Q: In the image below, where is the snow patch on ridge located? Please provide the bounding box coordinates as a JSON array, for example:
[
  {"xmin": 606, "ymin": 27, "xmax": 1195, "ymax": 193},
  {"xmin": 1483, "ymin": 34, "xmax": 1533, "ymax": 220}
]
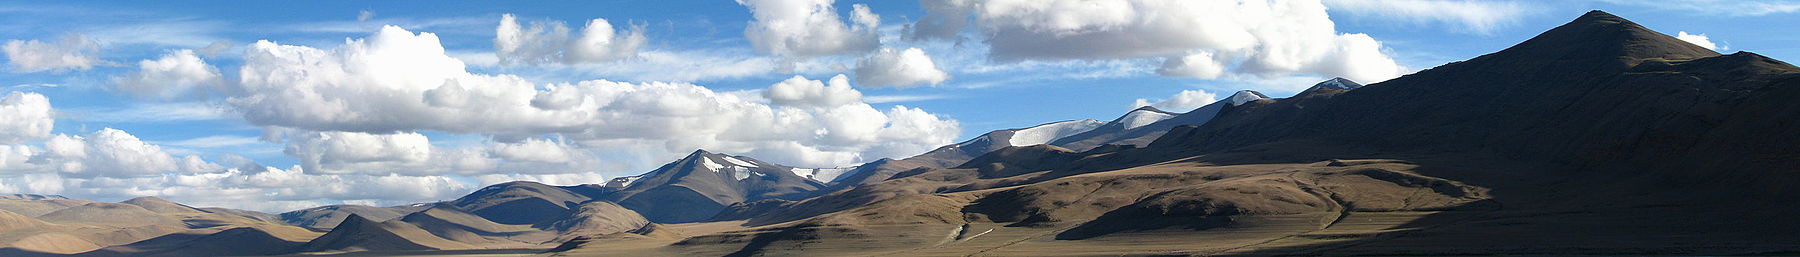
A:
[
  {"xmin": 1008, "ymin": 120, "xmax": 1105, "ymax": 146},
  {"xmin": 1118, "ymin": 109, "xmax": 1176, "ymax": 130},
  {"xmin": 700, "ymin": 157, "xmax": 724, "ymax": 172},
  {"xmin": 731, "ymin": 166, "xmax": 751, "ymax": 180},
  {"xmin": 722, "ymin": 156, "xmax": 758, "ymax": 167}
]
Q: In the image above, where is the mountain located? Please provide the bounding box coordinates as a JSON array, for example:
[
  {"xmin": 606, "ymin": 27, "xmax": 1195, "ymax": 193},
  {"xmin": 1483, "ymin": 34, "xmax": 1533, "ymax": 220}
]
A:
[
  {"xmin": 0, "ymin": 209, "xmax": 45, "ymax": 232},
  {"xmin": 197, "ymin": 208, "xmax": 283, "ymax": 224},
  {"xmin": 1309, "ymin": 77, "xmax": 1363, "ymax": 91},
  {"xmin": 605, "ymin": 150, "xmax": 824, "ymax": 223},
  {"xmin": 294, "ymin": 214, "xmax": 473, "ymax": 253},
  {"xmin": 565, "ymin": 11, "xmax": 1800, "ymax": 256},
  {"xmin": 35, "ymin": 202, "xmax": 184, "ymax": 227},
  {"xmin": 544, "ymin": 201, "xmax": 650, "ymax": 235},
  {"xmin": 827, "ymin": 119, "xmax": 1105, "ymax": 188},
  {"xmin": 120, "ymin": 197, "xmax": 206, "ymax": 214},
  {"xmin": 279, "ymin": 204, "xmax": 430, "ymax": 230},
  {"xmin": 79, "ymin": 226, "xmax": 311, "ymax": 257},
  {"xmin": 443, "ymin": 181, "xmax": 606, "ymax": 225},
  {"xmin": 1049, "ymin": 90, "xmax": 1268, "ymax": 151},
  {"xmin": 1089, "ymin": 10, "xmax": 1800, "ymax": 254},
  {"xmin": 7, "ymin": 10, "xmax": 1799, "ymax": 256},
  {"xmin": 0, "ymin": 196, "xmax": 321, "ymax": 256},
  {"xmin": 396, "ymin": 206, "xmax": 551, "ymax": 247},
  {"xmin": 0, "ymin": 194, "xmax": 95, "ymax": 217}
]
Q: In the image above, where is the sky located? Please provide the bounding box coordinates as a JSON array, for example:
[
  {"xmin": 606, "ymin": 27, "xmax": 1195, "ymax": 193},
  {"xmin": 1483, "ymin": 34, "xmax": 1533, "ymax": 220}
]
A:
[{"xmin": 0, "ymin": 0, "xmax": 1795, "ymax": 213}]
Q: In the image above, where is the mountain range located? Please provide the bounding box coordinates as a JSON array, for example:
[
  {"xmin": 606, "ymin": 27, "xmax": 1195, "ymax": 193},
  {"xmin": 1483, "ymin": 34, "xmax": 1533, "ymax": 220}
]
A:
[{"xmin": 1, "ymin": 10, "xmax": 1798, "ymax": 256}]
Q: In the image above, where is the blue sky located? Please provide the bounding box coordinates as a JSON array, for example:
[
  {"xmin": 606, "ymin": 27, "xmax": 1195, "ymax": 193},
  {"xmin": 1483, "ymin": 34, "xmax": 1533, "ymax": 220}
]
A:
[{"xmin": 0, "ymin": 0, "xmax": 1794, "ymax": 212}]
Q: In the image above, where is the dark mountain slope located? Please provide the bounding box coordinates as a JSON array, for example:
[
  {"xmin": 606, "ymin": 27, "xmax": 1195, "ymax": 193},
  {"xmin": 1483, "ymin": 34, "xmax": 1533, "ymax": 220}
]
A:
[{"xmin": 1154, "ymin": 10, "xmax": 1791, "ymax": 182}]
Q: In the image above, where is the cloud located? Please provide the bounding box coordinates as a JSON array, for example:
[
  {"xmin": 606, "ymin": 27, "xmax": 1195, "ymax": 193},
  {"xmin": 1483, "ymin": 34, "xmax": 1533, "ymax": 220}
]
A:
[
  {"xmin": 0, "ymin": 91, "xmax": 53, "ymax": 144},
  {"xmin": 23, "ymin": 166, "xmax": 476, "ymax": 212},
  {"xmin": 546, "ymin": 77, "xmax": 962, "ymax": 167},
  {"xmin": 285, "ymin": 131, "xmax": 432, "ymax": 174},
  {"xmin": 1322, "ymin": 0, "xmax": 1530, "ymax": 33},
  {"xmin": 112, "ymin": 49, "xmax": 225, "ymax": 99},
  {"xmin": 194, "ymin": 40, "xmax": 235, "ymax": 57},
  {"xmin": 495, "ymin": 14, "xmax": 647, "ymax": 65},
  {"xmin": 229, "ymin": 26, "xmax": 962, "ymax": 168},
  {"xmin": 1158, "ymin": 51, "xmax": 1227, "ymax": 79},
  {"xmin": 358, "ymin": 10, "xmax": 376, "ymax": 22},
  {"xmin": 854, "ymin": 48, "xmax": 950, "ymax": 88},
  {"xmin": 234, "ymin": 26, "xmax": 549, "ymax": 134},
  {"xmin": 82, "ymin": 20, "xmax": 228, "ymax": 48},
  {"xmin": 459, "ymin": 49, "xmax": 780, "ymax": 83},
  {"xmin": 2, "ymin": 34, "xmax": 102, "ymax": 73},
  {"xmin": 70, "ymin": 102, "xmax": 234, "ymax": 123},
  {"xmin": 1675, "ymin": 31, "xmax": 1724, "ymax": 51},
  {"xmin": 914, "ymin": 0, "xmax": 1406, "ymax": 83},
  {"xmin": 279, "ymin": 130, "xmax": 606, "ymax": 176},
  {"xmin": 0, "ymin": 145, "xmax": 36, "ymax": 173},
  {"xmin": 473, "ymin": 172, "xmax": 606, "ymax": 187},
  {"xmin": 488, "ymin": 137, "xmax": 577, "ymax": 163},
  {"xmin": 738, "ymin": 0, "xmax": 881, "ymax": 57},
  {"xmin": 863, "ymin": 94, "xmax": 952, "ymax": 104},
  {"xmin": 161, "ymin": 135, "xmax": 264, "ymax": 148},
  {"xmin": 908, "ymin": 0, "xmax": 972, "ymax": 41},
  {"xmin": 766, "ymin": 74, "xmax": 863, "ymax": 107},
  {"xmin": 39, "ymin": 128, "xmax": 189, "ymax": 178},
  {"xmin": 1132, "ymin": 89, "xmax": 1220, "ymax": 112},
  {"xmin": 0, "ymin": 92, "xmax": 482, "ymax": 212}
]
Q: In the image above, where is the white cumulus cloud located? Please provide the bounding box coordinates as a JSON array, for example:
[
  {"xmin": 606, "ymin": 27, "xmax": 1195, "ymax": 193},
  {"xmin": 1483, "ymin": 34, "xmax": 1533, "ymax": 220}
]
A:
[
  {"xmin": 1675, "ymin": 31, "xmax": 1724, "ymax": 51},
  {"xmin": 285, "ymin": 131, "xmax": 432, "ymax": 174},
  {"xmin": 112, "ymin": 49, "xmax": 225, "ymax": 99},
  {"xmin": 913, "ymin": 0, "xmax": 1406, "ymax": 83},
  {"xmin": 495, "ymin": 14, "xmax": 647, "ymax": 65},
  {"xmin": 767, "ymin": 74, "xmax": 863, "ymax": 107},
  {"xmin": 0, "ymin": 94, "xmax": 484, "ymax": 213},
  {"xmin": 39, "ymin": 128, "xmax": 189, "ymax": 178},
  {"xmin": 854, "ymin": 48, "xmax": 950, "ymax": 88},
  {"xmin": 1158, "ymin": 51, "xmax": 1227, "ymax": 79},
  {"xmin": 0, "ymin": 91, "xmax": 54, "ymax": 144},
  {"xmin": 738, "ymin": 0, "xmax": 881, "ymax": 57},
  {"xmin": 229, "ymin": 26, "xmax": 962, "ymax": 168},
  {"xmin": 2, "ymin": 34, "xmax": 103, "ymax": 73},
  {"xmin": 1132, "ymin": 89, "xmax": 1220, "ymax": 112}
]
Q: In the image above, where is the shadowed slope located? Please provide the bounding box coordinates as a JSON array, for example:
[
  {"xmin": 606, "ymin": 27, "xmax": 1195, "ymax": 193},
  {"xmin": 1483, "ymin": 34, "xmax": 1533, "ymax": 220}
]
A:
[
  {"xmin": 280, "ymin": 204, "xmax": 426, "ymax": 230},
  {"xmin": 295, "ymin": 214, "xmax": 473, "ymax": 253}
]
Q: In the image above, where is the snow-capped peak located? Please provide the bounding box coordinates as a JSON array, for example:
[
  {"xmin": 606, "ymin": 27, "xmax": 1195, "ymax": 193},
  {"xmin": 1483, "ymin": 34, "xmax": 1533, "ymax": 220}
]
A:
[
  {"xmin": 1115, "ymin": 106, "xmax": 1177, "ymax": 130},
  {"xmin": 1307, "ymin": 77, "xmax": 1363, "ymax": 91},
  {"xmin": 1225, "ymin": 90, "xmax": 1268, "ymax": 106},
  {"xmin": 1008, "ymin": 119, "xmax": 1105, "ymax": 146}
]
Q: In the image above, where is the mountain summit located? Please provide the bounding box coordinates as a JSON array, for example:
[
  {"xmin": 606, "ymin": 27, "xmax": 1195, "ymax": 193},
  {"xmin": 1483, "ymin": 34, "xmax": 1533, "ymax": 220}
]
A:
[
  {"xmin": 1496, "ymin": 10, "xmax": 1717, "ymax": 65},
  {"xmin": 604, "ymin": 150, "xmax": 822, "ymax": 223}
]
